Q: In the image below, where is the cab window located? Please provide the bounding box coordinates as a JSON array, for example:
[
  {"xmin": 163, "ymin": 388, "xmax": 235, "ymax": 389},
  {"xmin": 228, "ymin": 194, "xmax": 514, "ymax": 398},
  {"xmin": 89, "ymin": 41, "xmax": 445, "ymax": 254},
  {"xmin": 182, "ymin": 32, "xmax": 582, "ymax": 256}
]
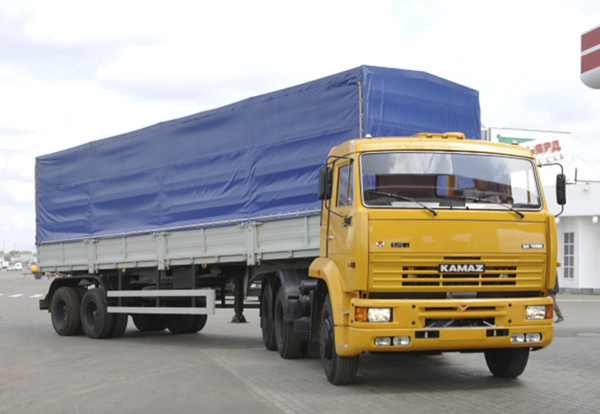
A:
[{"xmin": 337, "ymin": 163, "xmax": 353, "ymax": 207}]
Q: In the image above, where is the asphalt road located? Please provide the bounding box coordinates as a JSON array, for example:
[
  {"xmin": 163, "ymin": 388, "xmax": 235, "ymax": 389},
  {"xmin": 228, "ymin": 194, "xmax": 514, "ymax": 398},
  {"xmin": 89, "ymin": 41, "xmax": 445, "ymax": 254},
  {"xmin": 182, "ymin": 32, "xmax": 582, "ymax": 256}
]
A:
[{"xmin": 1, "ymin": 271, "xmax": 600, "ymax": 413}]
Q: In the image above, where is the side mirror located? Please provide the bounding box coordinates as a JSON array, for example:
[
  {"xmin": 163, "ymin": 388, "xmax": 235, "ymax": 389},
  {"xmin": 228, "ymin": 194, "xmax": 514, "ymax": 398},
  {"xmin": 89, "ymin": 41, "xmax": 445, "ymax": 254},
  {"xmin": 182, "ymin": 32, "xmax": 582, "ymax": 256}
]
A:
[
  {"xmin": 556, "ymin": 174, "xmax": 566, "ymax": 205},
  {"xmin": 318, "ymin": 166, "xmax": 333, "ymax": 200}
]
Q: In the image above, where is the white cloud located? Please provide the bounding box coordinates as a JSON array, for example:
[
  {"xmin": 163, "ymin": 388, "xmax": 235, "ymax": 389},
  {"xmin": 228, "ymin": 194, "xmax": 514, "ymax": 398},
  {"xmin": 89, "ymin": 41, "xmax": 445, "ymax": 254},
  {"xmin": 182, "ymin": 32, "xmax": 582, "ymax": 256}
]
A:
[{"xmin": 0, "ymin": 0, "xmax": 599, "ymax": 250}]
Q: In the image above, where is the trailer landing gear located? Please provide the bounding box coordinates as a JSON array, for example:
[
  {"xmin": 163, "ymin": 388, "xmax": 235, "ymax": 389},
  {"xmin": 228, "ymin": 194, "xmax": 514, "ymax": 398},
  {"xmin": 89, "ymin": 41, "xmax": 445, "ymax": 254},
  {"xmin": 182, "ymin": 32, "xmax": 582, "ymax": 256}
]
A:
[{"xmin": 231, "ymin": 272, "xmax": 247, "ymax": 323}]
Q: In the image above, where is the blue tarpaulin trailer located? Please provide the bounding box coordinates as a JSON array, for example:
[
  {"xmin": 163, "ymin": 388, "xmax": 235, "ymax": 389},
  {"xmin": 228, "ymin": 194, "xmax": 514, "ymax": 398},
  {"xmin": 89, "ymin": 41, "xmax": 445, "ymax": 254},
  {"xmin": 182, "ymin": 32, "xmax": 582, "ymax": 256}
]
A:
[{"xmin": 35, "ymin": 65, "xmax": 480, "ymax": 246}]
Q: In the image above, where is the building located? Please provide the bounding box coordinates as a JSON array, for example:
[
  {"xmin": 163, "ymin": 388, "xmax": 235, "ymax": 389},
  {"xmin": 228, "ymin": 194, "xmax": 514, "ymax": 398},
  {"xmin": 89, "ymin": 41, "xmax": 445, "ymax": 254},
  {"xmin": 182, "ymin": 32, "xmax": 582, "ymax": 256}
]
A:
[{"xmin": 486, "ymin": 127, "xmax": 600, "ymax": 294}]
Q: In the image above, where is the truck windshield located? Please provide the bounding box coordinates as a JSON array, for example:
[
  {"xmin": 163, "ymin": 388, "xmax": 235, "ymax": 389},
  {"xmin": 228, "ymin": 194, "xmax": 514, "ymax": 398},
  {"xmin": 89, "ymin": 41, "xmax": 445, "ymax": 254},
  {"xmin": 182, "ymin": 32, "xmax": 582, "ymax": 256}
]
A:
[{"xmin": 360, "ymin": 152, "xmax": 541, "ymax": 210}]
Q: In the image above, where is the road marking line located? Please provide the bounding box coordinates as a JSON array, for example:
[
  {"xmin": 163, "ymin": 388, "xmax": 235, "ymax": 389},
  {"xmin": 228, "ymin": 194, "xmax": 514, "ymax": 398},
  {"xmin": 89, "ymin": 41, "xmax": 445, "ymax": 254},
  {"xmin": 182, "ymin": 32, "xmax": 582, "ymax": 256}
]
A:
[
  {"xmin": 9, "ymin": 294, "xmax": 24, "ymax": 298},
  {"xmin": 30, "ymin": 294, "xmax": 44, "ymax": 298}
]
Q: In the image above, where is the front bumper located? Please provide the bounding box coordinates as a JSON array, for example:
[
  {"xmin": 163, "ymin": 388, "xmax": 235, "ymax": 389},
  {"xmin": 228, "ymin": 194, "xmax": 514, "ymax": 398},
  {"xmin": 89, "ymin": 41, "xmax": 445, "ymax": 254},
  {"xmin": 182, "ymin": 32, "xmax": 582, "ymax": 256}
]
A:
[{"xmin": 335, "ymin": 296, "xmax": 553, "ymax": 356}]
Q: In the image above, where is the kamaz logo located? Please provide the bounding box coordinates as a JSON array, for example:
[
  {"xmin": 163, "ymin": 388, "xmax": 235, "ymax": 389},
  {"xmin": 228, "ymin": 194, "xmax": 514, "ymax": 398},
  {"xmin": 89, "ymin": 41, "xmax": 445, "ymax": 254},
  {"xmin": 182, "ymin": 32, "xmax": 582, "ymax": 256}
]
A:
[{"xmin": 439, "ymin": 264, "xmax": 485, "ymax": 273}]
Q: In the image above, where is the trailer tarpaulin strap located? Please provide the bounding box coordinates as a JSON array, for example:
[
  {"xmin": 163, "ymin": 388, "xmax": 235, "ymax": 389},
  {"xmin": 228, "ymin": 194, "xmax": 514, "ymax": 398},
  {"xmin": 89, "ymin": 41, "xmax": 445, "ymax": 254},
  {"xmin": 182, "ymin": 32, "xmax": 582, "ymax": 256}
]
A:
[{"xmin": 35, "ymin": 66, "xmax": 480, "ymax": 244}]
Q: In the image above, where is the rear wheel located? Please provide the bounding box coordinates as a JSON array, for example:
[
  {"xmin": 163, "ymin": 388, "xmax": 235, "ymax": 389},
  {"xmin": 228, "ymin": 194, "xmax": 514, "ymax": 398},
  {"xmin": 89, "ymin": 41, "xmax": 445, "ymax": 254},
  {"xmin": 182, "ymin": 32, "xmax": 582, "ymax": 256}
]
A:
[
  {"xmin": 485, "ymin": 348, "xmax": 530, "ymax": 378},
  {"xmin": 80, "ymin": 289, "xmax": 114, "ymax": 339},
  {"xmin": 274, "ymin": 288, "xmax": 303, "ymax": 358},
  {"xmin": 166, "ymin": 315, "xmax": 195, "ymax": 334},
  {"xmin": 189, "ymin": 315, "xmax": 208, "ymax": 333},
  {"xmin": 50, "ymin": 287, "xmax": 81, "ymax": 336},
  {"xmin": 108, "ymin": 313, "xmax": 128, "ymax": 338},
  {"xmin": 260, "ymin": 281, "xmax": 277, "ymax": 351},
  {"xmin": 320, "ymin": 294, "xmax": 359, "ymax": 385},
  {"xmin": 132, "ymin": 314, "xmax": 166, "ymax": 332}
]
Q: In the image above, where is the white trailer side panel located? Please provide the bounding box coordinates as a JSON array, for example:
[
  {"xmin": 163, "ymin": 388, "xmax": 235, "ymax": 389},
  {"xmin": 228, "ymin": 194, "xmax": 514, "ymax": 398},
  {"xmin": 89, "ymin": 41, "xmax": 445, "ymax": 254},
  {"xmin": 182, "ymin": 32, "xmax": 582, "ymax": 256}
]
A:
[{"xmin": 37, "ymin": 215, "xmax": 321, "ymax": 272}]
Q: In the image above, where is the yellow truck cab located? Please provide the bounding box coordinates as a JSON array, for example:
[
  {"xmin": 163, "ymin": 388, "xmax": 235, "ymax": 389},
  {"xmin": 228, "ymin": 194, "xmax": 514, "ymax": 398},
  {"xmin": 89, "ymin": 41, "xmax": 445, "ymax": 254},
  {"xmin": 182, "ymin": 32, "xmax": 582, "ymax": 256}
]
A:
[{"xmin": 310, "ymin": 133, "xmax": 563, "ymax": 384}]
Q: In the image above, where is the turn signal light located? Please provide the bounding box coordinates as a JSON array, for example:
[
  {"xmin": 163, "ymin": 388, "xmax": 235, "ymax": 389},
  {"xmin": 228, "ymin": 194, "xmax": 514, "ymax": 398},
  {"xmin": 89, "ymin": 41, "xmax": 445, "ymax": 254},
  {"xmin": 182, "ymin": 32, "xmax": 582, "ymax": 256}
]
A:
[{"xmin": 355, "ymin": 307, "xmax": 368, "ymax": 322}]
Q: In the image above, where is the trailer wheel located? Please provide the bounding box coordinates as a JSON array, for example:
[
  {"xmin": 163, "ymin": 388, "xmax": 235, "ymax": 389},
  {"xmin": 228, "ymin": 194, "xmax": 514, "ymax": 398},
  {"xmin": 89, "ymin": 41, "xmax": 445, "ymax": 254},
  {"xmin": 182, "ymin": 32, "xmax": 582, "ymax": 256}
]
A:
[
  {"xmin": 132, "ymin": 314, "xmax": 166, "ymax": 332},
  {"xmin": 108, "ymin": 313, "xmax": 128, "ymax": 338},
  {"xmin": 50, "ymin": 287, "xmax": 81, "ymax": 336},
  {"xmin": 166, "ymin": 315, "xmax": 195, "ymax": 334},
  {"xmin": 320, "ymin": 294, "xmax": 359, "ymax": 385},
  {"xmin": 274, "ymin": 288, "xmax": 303, "ymax": 358},
  {"xmin": 484, "ymin": 348, "xmax": 530, "ymax": 378},
  {"xmin": 80, "ymin": 288, "xmax": 115, "ymax": 339},
  {"xmin": 260, "ymin": 281, "xmax": 277, "ymax": 351},
  {"xmin": 189, "ymin": 315, "xmax": 208, "ymax": 333}
]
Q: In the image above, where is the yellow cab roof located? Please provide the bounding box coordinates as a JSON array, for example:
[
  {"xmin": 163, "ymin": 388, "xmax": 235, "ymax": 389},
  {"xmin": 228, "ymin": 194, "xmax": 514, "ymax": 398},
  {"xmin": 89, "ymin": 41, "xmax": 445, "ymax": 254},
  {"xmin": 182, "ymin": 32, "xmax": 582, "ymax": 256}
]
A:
[{"xmin": 329, "ymin": 133, "xmax": 535, "ymax": 160}]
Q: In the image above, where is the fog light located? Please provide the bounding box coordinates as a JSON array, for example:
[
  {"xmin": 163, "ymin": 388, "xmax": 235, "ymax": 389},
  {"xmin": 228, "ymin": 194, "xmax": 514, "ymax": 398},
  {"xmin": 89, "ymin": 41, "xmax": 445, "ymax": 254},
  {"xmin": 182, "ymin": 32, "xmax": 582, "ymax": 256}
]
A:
[
  {"xmin": 368, "ymin": 308, "xmax": 392, "ymax": 323},
  {"xmin": 511, "ymin": 333, "xmax": 525, "ymax": 343},
  {"xmin": 526, "ymin": 333, "xmax": 542, "ymax": 343},
  {"xmin": 526, "ymin": 305, "xmax": 548, "ymax": 320},
  {"xmin": 375, "ymin": 337, "xmax": 392, "ymax": 346},
  {"xmin": 393, "ymin": 336, "xmax": 411, "ymax": 346}
]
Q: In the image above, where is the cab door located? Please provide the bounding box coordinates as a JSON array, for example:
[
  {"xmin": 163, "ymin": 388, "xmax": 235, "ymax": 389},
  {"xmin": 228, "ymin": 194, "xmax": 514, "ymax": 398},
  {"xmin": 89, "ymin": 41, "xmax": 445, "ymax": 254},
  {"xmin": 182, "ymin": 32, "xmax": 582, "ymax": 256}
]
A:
[{"xmin": 326, "ymin": 161, "xmax": 357, "ymax": 285}]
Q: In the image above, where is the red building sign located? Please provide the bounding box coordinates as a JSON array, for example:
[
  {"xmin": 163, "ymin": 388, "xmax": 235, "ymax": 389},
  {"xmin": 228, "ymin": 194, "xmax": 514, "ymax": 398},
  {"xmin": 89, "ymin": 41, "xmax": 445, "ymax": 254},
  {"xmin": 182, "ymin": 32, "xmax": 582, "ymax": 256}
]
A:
[{"xmin": 582, "ymin": 25, "xmax": 600, "ymax": 89}]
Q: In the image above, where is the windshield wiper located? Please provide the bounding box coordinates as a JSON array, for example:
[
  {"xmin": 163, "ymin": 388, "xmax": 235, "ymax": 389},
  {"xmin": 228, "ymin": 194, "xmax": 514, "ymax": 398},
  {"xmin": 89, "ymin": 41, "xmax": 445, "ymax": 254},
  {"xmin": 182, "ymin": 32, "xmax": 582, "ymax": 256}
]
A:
[
  {"xmin": 367, "ymin": 190, "xmax": 438, "ymax": 216},
  {"xmin": 454, "ymin": 195, "xmax": 525, "ymax": 219}
]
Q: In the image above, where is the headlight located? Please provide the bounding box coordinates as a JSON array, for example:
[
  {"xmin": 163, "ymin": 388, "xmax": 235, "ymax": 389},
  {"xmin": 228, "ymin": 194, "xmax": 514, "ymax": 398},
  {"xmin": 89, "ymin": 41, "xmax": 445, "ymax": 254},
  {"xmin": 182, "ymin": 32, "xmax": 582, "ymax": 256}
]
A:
[
  {"xmin": 368, "ymin": 308, "xmax": 392, "ymax": 322},
  {"xmin": 526, "ymin": 305, "xmax": 548, "ymax": 320}
]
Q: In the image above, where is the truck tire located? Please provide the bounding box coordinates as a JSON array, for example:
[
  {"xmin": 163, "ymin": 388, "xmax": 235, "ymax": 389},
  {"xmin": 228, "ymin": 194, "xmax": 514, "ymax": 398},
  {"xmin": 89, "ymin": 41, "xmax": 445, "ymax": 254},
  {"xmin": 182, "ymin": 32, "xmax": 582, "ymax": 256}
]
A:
[
  {"xmin": 108, "ymin": 313, "xmax": 128, "ymax": 338},
  {"xmin": 484, "ymin": 348, "xmax": 530, "ymax": 378},
  {"xmin": 132, "ymin": 314, "xmax": 166, "ymax": 332},
  {"xmin": 189, "ymin": 315, "xmax": 208, "ymax": 333},
  {"xmin": 50, "ymin": 287, "xmax": 81, "ymax": 336},
  {"xmin": 260, "ymin": 281, "xmax": 277, "ymax": 351},
  {"xmin": 166, "ymin": 314, "xmax": 195, "ymax": 334},
  {"xmin": 274, "ymin": 288, "xmax": 303, "ymax": 358},
  {"xmin": 80, "ymin": 288, "xmax": 115, "ymax": 339},
  {"xmin": 320, "ymin": 294, "xmax": 359, "ymax": 385}
]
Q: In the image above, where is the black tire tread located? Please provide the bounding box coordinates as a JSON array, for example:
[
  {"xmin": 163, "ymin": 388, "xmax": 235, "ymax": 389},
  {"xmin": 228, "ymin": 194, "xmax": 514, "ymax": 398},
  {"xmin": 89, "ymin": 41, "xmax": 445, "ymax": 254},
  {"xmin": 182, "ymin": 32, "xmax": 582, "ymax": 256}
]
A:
[
  {"xmin": 132, "ymin": 314, "xmax": 164, "ymax": 332},
  {"xmin": 189, "ymin": 315, "xmax": 208, "ymax": 333},
  {"xmin": 260, "ymin": 280, "xmax": 277, "ymax": 351},
  {"xmin": 320, "ymin": 294, "xmax": 359, "ymax": 385},
  {"xmin": 80, "ymin": 288, "xmax": 114, "ymax": 339},
  {"xmin": 50, "ymin": 287, "xmax": 81, "ymax": 336},
  {"xmin": 166, "ymin": 314, "xmax": 195, "ymax": 334},
  {"xmin": 108, "ymin": 313, "xmax": 128, "ymax": 338},
  {"xmin": 485, "ymin": 347, "xmax": 530, "ymax": 378},
  {"xmin": 274, "ymin": 288, "xmax": 303, "ymax": 358}
]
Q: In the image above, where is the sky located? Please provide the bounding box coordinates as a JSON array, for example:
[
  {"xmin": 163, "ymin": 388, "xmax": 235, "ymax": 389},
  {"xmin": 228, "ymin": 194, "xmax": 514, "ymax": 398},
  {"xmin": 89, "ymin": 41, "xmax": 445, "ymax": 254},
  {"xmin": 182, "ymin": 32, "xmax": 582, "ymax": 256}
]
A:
[{"xmin": 0, "ymin": 0, "xmax": 599, "ymax": 252}]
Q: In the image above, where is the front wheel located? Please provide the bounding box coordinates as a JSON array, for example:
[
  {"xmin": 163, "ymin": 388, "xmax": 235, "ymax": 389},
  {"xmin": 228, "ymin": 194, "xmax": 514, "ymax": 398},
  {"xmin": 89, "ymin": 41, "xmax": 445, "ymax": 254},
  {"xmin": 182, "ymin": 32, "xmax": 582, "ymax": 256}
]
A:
[
  {"xmin": 319, "ymin": 294, "xmax": 359, "ymax": 385},
  {"xmin": 484, "ymin": 348, "xmax": 530, "ymax": 378}
]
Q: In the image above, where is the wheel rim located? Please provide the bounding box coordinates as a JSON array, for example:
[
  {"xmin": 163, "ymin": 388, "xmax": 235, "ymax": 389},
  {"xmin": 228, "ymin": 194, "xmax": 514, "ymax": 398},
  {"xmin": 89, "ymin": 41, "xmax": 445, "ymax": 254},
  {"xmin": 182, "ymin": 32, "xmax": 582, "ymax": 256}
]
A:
[
  {"xmin": 55, "ymin": 301, "xmax": 67, "ymax": 327},
  {"xmin": 84, "ymin": 301, "xmax": 98, "ymax": 327}
]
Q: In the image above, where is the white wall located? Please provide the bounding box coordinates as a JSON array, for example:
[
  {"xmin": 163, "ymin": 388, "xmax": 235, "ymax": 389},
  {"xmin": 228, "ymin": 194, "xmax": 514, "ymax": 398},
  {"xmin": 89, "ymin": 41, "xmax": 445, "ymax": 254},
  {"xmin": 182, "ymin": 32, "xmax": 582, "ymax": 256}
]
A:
[
  {"xmin": 574, "ymin": 216, "xmax": 600, "ymax": 291},
  {"xmin": 548, "ymin": 181, "xmax": 600, "ymax": 293}
]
